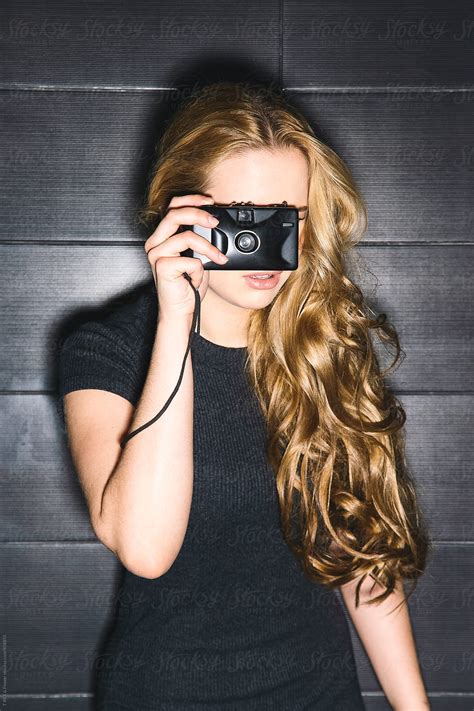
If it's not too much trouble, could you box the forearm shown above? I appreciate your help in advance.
[99,314,195,578]
[340,575,430,710]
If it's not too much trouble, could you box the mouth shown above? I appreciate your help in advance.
[243,271,282,289]
[243,271,282,278]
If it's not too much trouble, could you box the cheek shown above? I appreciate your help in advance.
[208,271,244,296]
[277,271,292,291]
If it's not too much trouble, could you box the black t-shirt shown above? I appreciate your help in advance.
[56,279,364,710]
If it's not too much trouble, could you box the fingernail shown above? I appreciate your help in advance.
[208,215,219,225]
[218,253,229,262]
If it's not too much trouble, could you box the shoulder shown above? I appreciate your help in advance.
[60,279,157,359]
[97,279,158,355]
[56,280,158,428]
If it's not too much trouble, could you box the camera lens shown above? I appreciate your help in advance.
[235,231,259,253]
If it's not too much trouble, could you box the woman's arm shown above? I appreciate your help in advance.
[339,575,430,710]
[97,313,195,577]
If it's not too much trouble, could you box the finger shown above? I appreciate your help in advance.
[148,230,227,264]
[154,254,203,283]
[145,206,220,251]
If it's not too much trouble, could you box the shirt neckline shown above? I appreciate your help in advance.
[145,279,248,370]
[191,331,248,371]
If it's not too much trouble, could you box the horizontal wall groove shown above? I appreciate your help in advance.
[2,390,473,397]
[7,693,93,699]
[286,86,473,93]
[363,691,474,698]
[393,390,474,396]
[0,84,174,93]
[6,691,474,699]
[0,84,472,95]
[1,241,474,248]
[3,540,473,546]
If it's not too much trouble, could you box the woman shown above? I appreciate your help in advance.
[57,81,431,709]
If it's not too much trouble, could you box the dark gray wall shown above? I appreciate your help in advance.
[1,1,473,709]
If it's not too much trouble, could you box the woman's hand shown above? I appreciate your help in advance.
[144,193,229,321]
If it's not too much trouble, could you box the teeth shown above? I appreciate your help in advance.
[249,274,272,279]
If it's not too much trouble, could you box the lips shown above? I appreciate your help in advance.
[243,271,282,277]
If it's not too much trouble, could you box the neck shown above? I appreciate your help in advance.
[198,288,250,348]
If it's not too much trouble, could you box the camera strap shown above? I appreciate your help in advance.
[119,272,200,449]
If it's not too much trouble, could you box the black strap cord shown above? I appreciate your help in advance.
[119,273,201,449]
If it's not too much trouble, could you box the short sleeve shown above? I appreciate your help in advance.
[56,282,157,432]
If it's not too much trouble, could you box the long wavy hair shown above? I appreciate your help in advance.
[137,81,430,609]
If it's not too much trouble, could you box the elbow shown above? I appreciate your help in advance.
[102,537,169,579]
[118,551,169,580]
[92,506,181,580]
[91,514,179,580]
[100,527,176,580]
[118,544,179,579]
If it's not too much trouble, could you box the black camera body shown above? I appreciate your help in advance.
[177,202,299,271]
